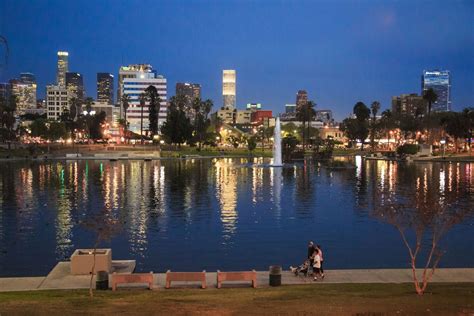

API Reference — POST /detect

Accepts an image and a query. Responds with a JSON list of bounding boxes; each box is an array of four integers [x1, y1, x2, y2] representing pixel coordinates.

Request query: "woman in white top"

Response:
[[312, 253, 322, 281]]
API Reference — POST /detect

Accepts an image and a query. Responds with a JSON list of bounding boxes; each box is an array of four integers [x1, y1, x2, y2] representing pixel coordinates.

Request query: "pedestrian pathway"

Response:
[[1, 265, 473, 292]]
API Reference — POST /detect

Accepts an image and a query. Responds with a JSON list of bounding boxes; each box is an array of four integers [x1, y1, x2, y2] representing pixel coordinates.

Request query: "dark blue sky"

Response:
[[1, 0, 473, 119]]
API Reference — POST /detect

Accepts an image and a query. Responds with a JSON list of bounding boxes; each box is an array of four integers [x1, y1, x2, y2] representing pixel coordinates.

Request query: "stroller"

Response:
[[290, 259, 310, 277]]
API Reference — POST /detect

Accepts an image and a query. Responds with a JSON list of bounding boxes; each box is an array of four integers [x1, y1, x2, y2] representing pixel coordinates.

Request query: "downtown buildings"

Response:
[[56, 51, 68, 87], [97, 73, 114, 104], [422, 70, 451, 112], [222, 70, 236, 109], [8, 73, 37, 115], [391, 93, 425, 116], [65, 72, 84, 102], [118, 64, 167, 134], [46, 51, 71, 120]]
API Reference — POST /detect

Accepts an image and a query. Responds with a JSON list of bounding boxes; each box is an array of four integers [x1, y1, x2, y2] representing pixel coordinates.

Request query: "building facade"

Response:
[[421, 70, 451, 112], [296, 90, 308, 108], [315, 110, 334, 126], [97, 73, 114, 104], [118, 64, 167, 133], [391, 93, 425, 116], [57, 51, 69, 87], [222, 70, 236, 109], [65, 72, 84, 102], [46, 84, 72, 120], [176, 82, 201, 118], [9, 73, 37, 115]]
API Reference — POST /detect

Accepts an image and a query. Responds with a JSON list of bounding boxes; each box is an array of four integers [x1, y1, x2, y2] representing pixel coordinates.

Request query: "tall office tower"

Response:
[[421, 70, 451, 112], [118, 64, 167, 133], [57, 51, 69, 87], [176, 82, 201, 118], [8, 73, 37, 115], [0, 83, 8, 100], [296, 90, 308, 109], [315, 110, 334, 125], [46, 84, 73, 120], [222, 70, 236, 109], [391, 93, 425, 116], [285, 104, 296, 113], [65, 72, 84, 102], [97, 73, 114, 104]]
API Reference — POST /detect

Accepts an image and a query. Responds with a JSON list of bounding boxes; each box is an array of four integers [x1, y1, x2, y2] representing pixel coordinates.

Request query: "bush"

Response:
[[397, 144, 419, 155]]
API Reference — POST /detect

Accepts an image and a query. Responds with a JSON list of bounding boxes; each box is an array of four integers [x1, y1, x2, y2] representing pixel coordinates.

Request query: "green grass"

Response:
[[1, 283, 473, 315]]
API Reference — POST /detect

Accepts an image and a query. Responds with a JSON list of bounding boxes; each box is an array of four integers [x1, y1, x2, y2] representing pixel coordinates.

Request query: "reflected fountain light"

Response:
[[272, 167, 282, 216], [439, 168, 446, 194], [215, 160, 238, 239]]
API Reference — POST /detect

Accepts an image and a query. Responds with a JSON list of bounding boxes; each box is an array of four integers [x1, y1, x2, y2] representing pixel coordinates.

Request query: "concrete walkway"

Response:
[[1, 266, 473, 292]]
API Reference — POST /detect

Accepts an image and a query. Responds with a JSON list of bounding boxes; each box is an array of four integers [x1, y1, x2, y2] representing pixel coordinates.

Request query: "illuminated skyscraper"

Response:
[[421, 70, 451, 112], [222, 70, 236, 109], [296, 90, 308, 109], [65, 72, 84, 102], [57, 51, 69, 87], [97, 73, 114, 104], [8, 73, 37, 115], [118, 64, 167, 133]]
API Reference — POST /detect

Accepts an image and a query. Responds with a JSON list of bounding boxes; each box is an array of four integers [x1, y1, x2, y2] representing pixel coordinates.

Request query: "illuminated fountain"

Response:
[[271, 117, 283, 167]]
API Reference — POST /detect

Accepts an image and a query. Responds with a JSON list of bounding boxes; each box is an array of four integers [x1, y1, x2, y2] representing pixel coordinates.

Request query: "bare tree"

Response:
[[81, 205, 122, 298], [372, 177, 472, 295]]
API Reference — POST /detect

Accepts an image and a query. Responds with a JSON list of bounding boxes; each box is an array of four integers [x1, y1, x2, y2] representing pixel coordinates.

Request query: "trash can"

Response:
[[96, 271, 109, 290], [269, 265, 282, 286]]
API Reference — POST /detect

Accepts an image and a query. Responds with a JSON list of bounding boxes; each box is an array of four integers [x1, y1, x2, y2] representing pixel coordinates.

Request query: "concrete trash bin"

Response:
[[96, 271, 109, 290], [269, 265, 282, 286]]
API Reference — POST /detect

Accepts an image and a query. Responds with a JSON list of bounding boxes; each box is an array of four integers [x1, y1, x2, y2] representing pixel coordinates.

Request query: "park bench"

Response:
[[216, 270, 257, 288], [111, 272, 154, 291], [165, 270, 206, 289]]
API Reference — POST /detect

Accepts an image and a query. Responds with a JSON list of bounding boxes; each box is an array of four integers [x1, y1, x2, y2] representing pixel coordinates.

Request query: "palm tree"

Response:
[[370, 101, 381, 151], [120, 94, 130, 142], [139, 93, 147, 144], [423, 88, 438, 145], [423, 88, 438, 116], [296, 100, 316, 151]]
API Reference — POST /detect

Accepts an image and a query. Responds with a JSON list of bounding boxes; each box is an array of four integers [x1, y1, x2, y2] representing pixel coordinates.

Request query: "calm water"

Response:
[[0, 157, 473, 277]]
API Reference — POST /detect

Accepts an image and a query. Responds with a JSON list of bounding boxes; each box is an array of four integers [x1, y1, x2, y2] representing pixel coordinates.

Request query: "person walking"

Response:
[[307, 241, 316, 274], [316, 244, 324, 279], [312, 251, 322, 281]]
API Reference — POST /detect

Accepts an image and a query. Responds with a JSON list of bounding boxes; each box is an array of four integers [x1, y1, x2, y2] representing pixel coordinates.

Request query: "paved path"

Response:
[[1, 267, 473, 292]]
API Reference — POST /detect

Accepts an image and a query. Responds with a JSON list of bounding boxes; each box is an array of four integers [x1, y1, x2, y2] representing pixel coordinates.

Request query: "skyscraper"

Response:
[[176, 82, 201, 101], [222, 70, 236, 109], [391, 93, 425, 116], [296, 90, 308, 109], [65, 72, 84, 102], [8, 73, 37, 115], [57, 51, 69, 87], [118, 64, 167, 133], [421, 70, 451, 112], [97, 73, 114, 104]]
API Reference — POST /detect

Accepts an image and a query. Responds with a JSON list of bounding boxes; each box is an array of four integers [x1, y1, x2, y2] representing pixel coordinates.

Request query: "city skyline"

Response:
[[0, 0, 473, 120]]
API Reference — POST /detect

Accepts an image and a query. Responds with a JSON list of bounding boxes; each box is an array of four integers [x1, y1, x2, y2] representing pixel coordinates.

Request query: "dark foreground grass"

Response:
[[0, 283, 473, 315]]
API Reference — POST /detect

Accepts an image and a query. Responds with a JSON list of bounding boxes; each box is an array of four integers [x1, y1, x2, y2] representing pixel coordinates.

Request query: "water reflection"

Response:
[[0, 158, 472, 276]]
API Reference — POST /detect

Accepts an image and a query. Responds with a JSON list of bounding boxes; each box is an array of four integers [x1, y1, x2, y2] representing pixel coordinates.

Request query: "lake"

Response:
[[0, 157, 473, 276]]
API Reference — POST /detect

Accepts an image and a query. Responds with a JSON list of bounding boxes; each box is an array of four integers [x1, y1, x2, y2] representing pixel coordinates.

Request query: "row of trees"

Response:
[[340, 90, 474, 152]]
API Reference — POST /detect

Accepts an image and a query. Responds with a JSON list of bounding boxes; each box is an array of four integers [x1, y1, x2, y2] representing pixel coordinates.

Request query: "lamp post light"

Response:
[[440, 139, 446, 158], [83, 110, 96, 143]]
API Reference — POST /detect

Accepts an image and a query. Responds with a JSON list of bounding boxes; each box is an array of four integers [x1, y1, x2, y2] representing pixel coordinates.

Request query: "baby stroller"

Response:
[[290, 259, 310, 277]]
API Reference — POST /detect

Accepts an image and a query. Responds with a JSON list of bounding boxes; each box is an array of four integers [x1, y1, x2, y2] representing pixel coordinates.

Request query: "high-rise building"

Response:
[[222, 70, 236, 109], [285, 104, 296, 113], [296, 90, 308, 109], [65, 72, 84, 102], [57, 51, 69, 87], [421, 70, 451, 112], [97, 73, 114, 104], [0, 83, 9, 100], [391, 93, 425, 116], [118, 64, 167, 133], [176, 82, 200, 101], [46, 84, 73, 120], [8, 73, 37, 115]]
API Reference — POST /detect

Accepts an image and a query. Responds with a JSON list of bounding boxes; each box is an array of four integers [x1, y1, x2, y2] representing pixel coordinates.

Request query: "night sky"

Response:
[[0, 0, 473, 120]]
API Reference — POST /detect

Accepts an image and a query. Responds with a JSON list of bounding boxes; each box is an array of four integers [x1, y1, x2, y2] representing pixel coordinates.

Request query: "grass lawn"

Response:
[[0, 283, 473, 315]]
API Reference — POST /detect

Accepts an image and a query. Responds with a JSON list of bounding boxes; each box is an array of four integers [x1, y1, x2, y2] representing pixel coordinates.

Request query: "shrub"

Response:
[[397, 144, 419, 155]]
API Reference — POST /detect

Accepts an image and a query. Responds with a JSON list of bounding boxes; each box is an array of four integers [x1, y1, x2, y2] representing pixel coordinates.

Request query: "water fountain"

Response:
[[272, 117, 283, 167]]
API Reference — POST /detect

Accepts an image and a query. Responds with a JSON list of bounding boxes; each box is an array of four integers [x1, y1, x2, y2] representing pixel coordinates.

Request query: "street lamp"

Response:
[[440, 139, 446, 158]]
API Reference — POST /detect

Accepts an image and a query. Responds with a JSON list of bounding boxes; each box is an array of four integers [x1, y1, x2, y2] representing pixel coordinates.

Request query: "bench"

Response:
[[112, 272, 154, 291], [165, 270, 206, 289], [217, 270, 257, 288]]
